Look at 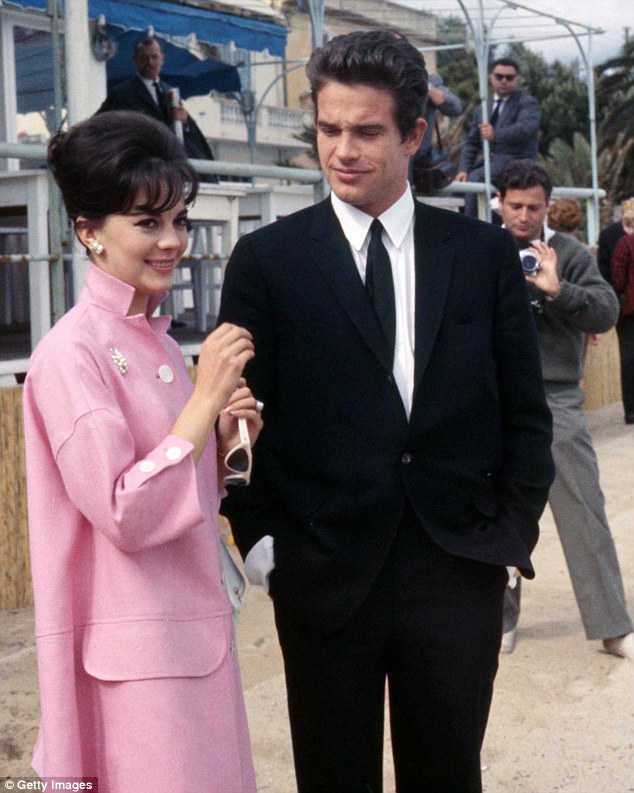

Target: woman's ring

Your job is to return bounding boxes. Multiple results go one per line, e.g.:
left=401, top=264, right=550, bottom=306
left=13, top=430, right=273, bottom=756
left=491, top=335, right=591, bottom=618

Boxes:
left=256, top=400, right=264, bottom=413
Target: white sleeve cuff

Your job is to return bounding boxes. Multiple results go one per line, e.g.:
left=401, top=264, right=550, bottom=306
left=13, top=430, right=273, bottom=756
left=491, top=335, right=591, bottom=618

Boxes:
left=244, top=535, right=275, bottom=594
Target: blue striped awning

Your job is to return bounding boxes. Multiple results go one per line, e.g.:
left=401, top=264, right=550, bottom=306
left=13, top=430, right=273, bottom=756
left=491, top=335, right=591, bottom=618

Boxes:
left=6, top=0, right=287, bottom=56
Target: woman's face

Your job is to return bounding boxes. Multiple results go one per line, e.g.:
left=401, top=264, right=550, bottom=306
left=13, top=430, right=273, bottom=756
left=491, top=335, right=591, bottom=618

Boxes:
left=79, top=192, right=190, bottom=316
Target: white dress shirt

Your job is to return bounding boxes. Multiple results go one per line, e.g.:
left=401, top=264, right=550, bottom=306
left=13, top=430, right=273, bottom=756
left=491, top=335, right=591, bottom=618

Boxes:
left=139, top=74, right=161, bottom=105
left=243, top=188, right=418, bottom=590
left=330, top=188, right=417, bottom=416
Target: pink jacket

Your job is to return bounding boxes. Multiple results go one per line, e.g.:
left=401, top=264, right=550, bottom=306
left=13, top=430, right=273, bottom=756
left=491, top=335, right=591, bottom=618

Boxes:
left=23, top=264, right=232, bottom=776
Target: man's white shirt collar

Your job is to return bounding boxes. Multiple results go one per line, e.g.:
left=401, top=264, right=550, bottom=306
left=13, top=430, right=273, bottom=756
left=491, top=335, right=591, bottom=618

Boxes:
left=139, top=74, right=155, bottom=88
left=330, top=187, right=414, bottom=251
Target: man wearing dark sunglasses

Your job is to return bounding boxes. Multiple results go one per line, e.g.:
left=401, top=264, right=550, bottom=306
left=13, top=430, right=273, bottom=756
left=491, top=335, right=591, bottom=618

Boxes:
left=456, top=57, right=541, bottom=216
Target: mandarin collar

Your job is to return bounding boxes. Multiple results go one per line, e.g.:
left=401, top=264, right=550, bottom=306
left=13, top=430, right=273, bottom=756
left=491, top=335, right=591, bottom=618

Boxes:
left=81, top=262, right=169, bottom=323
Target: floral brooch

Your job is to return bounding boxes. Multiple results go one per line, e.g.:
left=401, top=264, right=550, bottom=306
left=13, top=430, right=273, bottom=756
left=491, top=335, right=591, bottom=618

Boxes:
left=110, top=347, right=128, bottom=375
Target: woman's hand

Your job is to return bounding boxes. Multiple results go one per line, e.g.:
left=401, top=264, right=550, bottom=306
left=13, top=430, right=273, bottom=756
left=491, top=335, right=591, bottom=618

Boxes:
left=217, top=379, right=264, bottom=458
left=171, top=324, right=255, bottom=463
left=194, top=324, right=255, bottom=413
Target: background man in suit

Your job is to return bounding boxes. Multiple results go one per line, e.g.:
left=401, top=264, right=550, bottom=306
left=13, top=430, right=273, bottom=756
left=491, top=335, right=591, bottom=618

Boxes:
left=408, top=72, right=462, bottom=191
left=497, top=160, right=634, bottom=660
left=456, top=57, right=541, bottom=216
left=418, top=72, right=462, bottom=157
left=96, top=36, right=216, bottom=168
left=219, top=31, right=554, bottom=793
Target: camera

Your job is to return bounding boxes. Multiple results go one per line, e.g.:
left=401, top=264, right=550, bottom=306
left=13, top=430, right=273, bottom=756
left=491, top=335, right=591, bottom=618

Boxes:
left=519, top=250, right=540, bottom=276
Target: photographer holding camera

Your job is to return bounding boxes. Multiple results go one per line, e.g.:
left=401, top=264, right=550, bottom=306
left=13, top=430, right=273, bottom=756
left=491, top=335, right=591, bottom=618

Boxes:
left=497, top=159, right=634, bottom=661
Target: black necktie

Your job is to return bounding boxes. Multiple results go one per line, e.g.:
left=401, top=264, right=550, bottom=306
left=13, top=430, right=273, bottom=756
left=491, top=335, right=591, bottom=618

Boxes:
left=153, top=81, right=170, bottom=122
left=489, top=98, right=502, bottom=126
left=365, top=219, right=396, bottom=360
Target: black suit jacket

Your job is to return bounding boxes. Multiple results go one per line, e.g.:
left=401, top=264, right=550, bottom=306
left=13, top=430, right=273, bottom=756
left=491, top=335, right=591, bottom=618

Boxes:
left=96, top=75, right=215, bottom=163
left=219, top=198, right=554, bottom=628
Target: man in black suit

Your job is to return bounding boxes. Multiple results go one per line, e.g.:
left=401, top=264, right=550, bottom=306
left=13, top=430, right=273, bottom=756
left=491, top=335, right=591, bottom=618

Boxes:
left=457, top=57, right=541, bottom=216
left=96, top=36, right=215, bottom=167
left=219, top=31, right=554, bottom=793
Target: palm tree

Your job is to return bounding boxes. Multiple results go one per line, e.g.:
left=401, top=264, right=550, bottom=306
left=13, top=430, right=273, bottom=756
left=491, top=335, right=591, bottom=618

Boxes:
left=596, top=39, right=634, bottom=219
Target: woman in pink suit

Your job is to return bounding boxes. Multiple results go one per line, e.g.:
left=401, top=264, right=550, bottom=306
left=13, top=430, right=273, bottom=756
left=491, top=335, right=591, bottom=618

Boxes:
left=23, top=111, right=261, bottom=792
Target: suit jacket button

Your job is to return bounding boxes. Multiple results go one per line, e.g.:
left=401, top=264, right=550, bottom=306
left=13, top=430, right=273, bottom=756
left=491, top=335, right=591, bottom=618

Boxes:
left=401, top=453, right=412, bottom=464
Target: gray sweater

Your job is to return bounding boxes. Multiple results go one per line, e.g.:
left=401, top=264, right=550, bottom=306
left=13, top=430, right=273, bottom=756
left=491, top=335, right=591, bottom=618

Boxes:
left=528, top=232, right=619, bottom=384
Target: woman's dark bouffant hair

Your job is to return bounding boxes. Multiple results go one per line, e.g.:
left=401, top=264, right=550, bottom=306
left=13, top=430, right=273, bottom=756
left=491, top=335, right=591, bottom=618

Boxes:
left=305, top=30, right=428, bottom=141
left=47, top=110, right=198, bottom=223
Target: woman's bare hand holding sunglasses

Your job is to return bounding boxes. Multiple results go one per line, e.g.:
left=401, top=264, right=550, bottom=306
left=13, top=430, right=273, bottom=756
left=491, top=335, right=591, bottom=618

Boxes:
left=171, top=323, right=255, bottom=463
left=217, top=381, right=263, bottom=487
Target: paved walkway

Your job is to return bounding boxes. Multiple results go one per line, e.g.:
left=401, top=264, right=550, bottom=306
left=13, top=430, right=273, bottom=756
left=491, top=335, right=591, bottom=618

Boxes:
left=2, top=402, right=633, bottom=791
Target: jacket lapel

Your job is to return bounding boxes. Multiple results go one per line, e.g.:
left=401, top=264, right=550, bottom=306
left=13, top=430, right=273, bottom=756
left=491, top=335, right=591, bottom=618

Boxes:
left=412, top=201, right=454, bottom=397
left=310, top=200, right=394, bottom=373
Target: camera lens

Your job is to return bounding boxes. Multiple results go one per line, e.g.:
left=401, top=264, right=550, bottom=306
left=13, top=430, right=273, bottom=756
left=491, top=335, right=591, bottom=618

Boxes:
left=520, top=253, right=540, bottom=275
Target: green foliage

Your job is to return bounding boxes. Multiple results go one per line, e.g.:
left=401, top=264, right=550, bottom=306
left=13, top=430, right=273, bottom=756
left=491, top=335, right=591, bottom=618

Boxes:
left=436, top=16, right=478, bottom=113
left=540, top=132, right=597, bottom=187
left=596, top=39, right=634, bottom=204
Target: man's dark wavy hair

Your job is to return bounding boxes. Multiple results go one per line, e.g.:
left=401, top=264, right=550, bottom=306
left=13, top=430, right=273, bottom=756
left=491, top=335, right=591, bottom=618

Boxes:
left=305, top=30, right=428, bottom=141
left=498, top=159, right=553, bottom=199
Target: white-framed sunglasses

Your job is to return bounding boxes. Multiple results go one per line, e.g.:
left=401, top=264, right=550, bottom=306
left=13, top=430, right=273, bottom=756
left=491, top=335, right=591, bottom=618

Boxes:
left=223, top=417, right=252, bottom=487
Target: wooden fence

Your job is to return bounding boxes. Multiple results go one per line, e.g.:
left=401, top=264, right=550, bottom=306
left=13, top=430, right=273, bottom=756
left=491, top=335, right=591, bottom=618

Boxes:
left=582, top=328, right=622, bottom=410
left=1, top=385, right=30, bottom=610
left=0, top=336, right=623, bottom=610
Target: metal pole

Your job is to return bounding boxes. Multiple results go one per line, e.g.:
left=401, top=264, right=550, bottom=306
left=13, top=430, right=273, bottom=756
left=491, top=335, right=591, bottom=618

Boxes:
left=554, top=20, right=601, bottom=247
left=46, top=1, right=66, bottom=323
left=64, top=0, right=92, bottom=124
left=585, top=31, right=600, bottom=247
left=306, top=0, right=325, bottom=52
left=63, top=0, right=93, bottom=302
left=457, top=0, right=505, bottom=222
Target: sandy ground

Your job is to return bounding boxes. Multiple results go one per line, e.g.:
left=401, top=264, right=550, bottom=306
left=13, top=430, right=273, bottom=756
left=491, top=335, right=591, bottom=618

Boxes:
left=1, top=402, right=633, bottom=791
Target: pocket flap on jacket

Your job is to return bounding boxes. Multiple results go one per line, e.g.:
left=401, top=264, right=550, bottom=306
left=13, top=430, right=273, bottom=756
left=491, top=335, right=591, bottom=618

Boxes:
left=82, top=616, right=229, bottom=681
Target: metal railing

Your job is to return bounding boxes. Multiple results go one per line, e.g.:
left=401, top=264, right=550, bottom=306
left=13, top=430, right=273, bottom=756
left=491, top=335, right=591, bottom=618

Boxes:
left=440, top=180, right=605, bottom=247
left=0, top=140, right=325, bottom=273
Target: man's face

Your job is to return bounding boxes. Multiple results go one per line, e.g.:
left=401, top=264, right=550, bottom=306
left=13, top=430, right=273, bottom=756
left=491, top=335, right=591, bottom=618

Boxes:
left=498, top=185, right=549, bottom=244
left=490, top=65, right=518, bottom=97
left=133, top=42, right=164, bottom=82
left=315, top=80, right=425, bottom=218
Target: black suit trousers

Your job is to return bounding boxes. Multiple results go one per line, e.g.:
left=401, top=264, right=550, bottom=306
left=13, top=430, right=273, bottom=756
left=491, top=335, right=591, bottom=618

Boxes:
left=272, top=505, right=508, bottom=793
left=616, top=314, right=634, bottom=417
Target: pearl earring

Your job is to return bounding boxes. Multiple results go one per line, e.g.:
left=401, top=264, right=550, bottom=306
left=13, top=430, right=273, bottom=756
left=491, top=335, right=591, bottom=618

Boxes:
left=90, top=241, right=104, bottom=255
